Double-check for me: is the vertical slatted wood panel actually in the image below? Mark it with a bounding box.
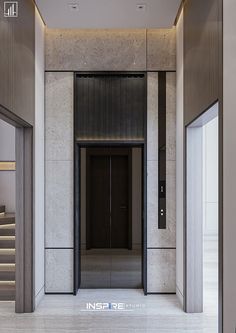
[75,74,146,141]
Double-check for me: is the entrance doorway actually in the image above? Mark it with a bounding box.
[86,148,132,250]
[79,146,143,289]
[185,102,219,330]
[0,109,34,313]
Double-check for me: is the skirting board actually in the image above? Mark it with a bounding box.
[176,285,184,308]
[35,286,44,308]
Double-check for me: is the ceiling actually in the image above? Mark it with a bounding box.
[35,0,181,29]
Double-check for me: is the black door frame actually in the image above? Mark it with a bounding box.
[74,142,147,294]
[86,147,132,250]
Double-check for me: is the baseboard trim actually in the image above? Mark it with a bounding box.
[35,285,44,308]
[176,285,184,308]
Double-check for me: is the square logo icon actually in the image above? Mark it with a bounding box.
[4,1,18,18]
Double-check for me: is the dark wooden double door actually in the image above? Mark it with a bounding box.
[86,148,132,249]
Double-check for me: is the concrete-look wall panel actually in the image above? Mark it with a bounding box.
[147,72,176,249]
[45,28,177,72]
[45,249,73,293]
[166,72,176,162]
[147,249,176,293]
[147,163,176,248]
[45,72,73,161]
[46,29,146,71]
[147,72,158,161]
[45,160,73,248]
[147,160,158,241]
[147,29,176,71]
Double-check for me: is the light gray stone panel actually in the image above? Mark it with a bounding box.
[166,72,176,161]
[45,72,73,161]
[147,72,158,161]
[147,160,158,241]
[166,161,176,245]
[147,159,176,248]
[147,249,176,293]
[46,29,146,71]
[45,249,73,293]
[147,29,176,71]
[45,160,73,248]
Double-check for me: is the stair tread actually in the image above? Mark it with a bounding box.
[0,264,15,272]
[0,236,15,240]
[0,249,15,254]
[0,214,15,226]
[0,283,15,290]
[0,224,15,229]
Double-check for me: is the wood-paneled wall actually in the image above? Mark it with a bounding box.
[0,0,35,125]
[183,0,223,330]
[184,0,222,125]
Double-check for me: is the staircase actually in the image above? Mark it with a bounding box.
[0,214,15,300]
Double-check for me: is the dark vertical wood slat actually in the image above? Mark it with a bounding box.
[75,74,145,141]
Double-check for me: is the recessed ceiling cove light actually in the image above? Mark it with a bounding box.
[68,3,79,11]
[136,4,147,12]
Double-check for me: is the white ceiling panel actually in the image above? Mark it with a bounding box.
[35,0,181,29]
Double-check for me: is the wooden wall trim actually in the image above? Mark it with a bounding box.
[15,127,34,313]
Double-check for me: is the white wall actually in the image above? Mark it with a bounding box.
[34,9,45,307]
[176,10,184,307]
[203,117,218,236]
[223,0,236,330]
[0,119,15,213]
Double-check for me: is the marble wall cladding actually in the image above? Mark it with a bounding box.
[45,29,176,71]
[46,29,146,71]
[166,72,176,162]
[166,72,176,247]
[147,72,159,161]
[147,29,176,71]
[45,249,73,293]
[147,72,176,248]
[45,160,73,248]
[147,161,176,248]
[147,249,176,293]
[45,72,73,161]
[45,72,74,250]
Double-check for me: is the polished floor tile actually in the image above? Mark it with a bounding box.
[0,239,218,332]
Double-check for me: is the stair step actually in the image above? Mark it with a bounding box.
[0,249,16,260]
[0,282,15,300]
[0,281,15,289]
[0,215,15,226]
[0,264,15,272]
[0,224,15,236]
[0,228,15,236]
[0,271,15,281]
[0,292,15,301]
[0,249,15,263]
[0,236,15,249]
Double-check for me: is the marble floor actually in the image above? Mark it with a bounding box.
[0,238,218,333]
[81,249,142,288]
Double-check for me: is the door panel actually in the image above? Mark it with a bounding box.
[82,147,142,289]
[111,155,129,248]
[87,155,110,248]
